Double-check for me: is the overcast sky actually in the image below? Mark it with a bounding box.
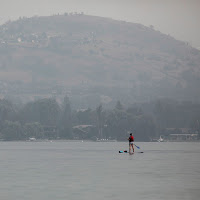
[0,0,199,48]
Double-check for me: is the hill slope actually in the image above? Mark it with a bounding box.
[0,14,200,105]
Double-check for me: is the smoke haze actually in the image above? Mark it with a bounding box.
[0,0,199,48]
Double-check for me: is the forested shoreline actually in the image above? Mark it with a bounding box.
[0,97,200,141]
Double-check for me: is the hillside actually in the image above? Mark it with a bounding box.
[0,14,200,106]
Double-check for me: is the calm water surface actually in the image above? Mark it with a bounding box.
[0,141,199,200]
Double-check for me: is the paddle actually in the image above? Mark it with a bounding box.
[134,144,140,149]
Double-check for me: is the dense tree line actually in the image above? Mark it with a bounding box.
[0,97,199,141]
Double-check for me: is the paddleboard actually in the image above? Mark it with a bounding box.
[119,150,144,153]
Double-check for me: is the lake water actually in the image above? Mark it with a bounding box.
[0,141,199,200]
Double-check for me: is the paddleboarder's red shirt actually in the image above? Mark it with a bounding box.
[129,136,134,142]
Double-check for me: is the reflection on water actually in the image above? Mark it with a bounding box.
[0,141,200,200]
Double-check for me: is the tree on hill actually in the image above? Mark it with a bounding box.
[19,98,60,126]
[59,95,73,139]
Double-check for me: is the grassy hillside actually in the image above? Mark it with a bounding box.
[0,14,200,104]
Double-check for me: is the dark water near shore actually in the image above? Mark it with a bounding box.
[0,141,199,200]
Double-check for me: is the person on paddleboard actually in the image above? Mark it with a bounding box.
[128,133,134,153]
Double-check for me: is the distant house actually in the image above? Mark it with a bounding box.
[169,134,198,141]
[163,128,198,141]
[165,128,191,134]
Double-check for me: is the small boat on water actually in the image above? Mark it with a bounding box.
[151,135,165,142]
[96,138,117,142]
[157,135,164,142]
[28,137,36,141]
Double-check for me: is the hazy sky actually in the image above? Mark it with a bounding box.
[0,0,199,48]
